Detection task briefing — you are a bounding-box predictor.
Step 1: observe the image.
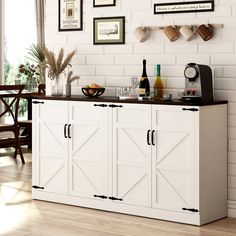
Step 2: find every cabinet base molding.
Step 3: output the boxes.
[32,191,227,226]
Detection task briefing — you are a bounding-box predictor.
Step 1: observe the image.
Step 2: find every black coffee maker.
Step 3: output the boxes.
[182,63,213,103]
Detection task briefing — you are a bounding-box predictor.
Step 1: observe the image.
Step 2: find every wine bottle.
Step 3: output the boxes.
[139,59,150,97]
[154,64,164,99]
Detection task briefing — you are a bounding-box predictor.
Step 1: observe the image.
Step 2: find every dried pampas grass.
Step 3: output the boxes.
[66,71,80,84]
[43,47,76,80]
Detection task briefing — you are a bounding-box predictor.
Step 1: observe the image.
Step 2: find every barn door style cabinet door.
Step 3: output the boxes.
[68,102,110,200]
[112,104,152,207]
[151,105,198,213]
[32,99,227,226]
[151,104,227,225]
[32,100,69,194]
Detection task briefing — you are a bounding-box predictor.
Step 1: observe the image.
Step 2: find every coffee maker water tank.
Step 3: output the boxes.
[183,63,213,103]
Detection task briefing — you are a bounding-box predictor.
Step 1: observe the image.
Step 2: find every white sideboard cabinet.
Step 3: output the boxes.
[32,99,227,225]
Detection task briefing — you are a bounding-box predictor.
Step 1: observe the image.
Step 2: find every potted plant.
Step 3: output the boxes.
[17,62,40,91]
[27,44,46,85]
[43,47,76,96]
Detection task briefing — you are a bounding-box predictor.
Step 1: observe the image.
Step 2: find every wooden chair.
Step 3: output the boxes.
[0,85,25,164]
[18,84,45,148]
[19,120,32,148]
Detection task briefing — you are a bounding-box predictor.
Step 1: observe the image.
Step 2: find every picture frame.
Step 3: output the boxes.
[93,17,125,45]
[93,0,116,7]
[58,0,83,31]
[154,1,214,14]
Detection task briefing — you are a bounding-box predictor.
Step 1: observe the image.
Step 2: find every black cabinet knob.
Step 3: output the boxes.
[147,130,151,145]
[64,124,68,138]
[68,124,72,139]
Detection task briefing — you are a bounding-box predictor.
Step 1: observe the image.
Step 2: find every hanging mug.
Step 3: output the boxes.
[179,25,196,41]
[197,24,214,41]
[163,25,179,42]
[133,27,149,42]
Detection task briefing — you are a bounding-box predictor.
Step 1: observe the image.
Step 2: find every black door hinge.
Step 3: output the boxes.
[182,108,199,112]
[182,208,199,213]
[94,195,108,199]
[109,104,123,108]
[32,185,44,190]
[32,101,44,104]
[94,104,107,107]
[109,196,123,201]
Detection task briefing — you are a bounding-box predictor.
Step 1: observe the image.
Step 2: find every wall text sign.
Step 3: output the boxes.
[154,1,214,14]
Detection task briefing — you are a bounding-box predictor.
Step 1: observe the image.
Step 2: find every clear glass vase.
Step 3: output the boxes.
[51,75,64,96]
[25,77,38,92]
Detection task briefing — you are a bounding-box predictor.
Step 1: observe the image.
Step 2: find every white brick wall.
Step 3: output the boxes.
[45,0,236,216]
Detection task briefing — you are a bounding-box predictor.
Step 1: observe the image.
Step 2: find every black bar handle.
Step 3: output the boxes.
[147,130,151,146]
[32,185,44,190]
[109,197,123,201]
[182,108,199,112]
[68,124,72,139]
[32,101,44,104]
[94,195,108,199]
[182,208,199,213]
[109,104,123,108]
[64,124,68,138]
[151,130,155,146]
[94,104,107,107]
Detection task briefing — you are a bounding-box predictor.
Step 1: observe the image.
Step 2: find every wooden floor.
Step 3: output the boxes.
[1,150,236,236]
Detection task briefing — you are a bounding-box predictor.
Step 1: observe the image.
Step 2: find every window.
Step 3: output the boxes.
[4,0,37,85]
[3,0,37,118]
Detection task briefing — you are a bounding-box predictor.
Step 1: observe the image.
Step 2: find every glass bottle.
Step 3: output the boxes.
[154,64,164,99]
[138,59,150,97]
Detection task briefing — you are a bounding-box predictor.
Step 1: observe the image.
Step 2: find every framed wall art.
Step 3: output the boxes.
[58,0,83,31]
[93,16,125,45]
[154,1,214,14]
[93,0,116,7]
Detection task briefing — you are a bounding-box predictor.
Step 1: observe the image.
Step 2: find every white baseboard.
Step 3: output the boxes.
[228,200,236,218]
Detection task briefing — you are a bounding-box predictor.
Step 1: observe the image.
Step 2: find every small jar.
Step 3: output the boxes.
[65,84,71,97]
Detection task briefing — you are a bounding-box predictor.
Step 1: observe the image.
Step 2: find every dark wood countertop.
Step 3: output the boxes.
[33,95,228,106]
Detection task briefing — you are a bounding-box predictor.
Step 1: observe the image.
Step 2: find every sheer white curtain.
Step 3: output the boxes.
[0,0,44,84]
[0,0,4,84]
[0,1,3,122]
